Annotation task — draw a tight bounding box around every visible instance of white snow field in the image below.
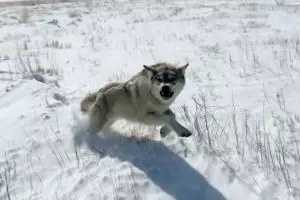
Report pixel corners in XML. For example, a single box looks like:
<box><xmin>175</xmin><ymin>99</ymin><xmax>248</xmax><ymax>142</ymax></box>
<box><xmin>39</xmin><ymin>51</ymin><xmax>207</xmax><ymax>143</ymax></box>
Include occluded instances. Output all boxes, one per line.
<box><xmin>1</xmin><ymin>0</ymin><xmax>300</xmax><ymax>199</ymax></box>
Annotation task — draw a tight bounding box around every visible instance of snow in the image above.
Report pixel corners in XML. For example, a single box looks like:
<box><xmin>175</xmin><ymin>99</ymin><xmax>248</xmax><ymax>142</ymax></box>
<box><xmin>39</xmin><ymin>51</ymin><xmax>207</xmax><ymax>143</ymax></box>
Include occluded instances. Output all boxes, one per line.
<box><xmin>1</xmin><ymin>0</ymin><xmax>300</xmax><ymax>200</ymax></box>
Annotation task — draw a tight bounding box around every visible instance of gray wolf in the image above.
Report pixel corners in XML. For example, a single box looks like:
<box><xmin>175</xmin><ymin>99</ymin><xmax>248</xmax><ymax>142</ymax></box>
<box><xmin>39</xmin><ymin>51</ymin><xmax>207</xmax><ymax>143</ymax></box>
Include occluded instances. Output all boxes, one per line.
<box><xmin>80</xmin><ymin>62</ymin><xmax>192</xmax><ymax>138</ymax></box>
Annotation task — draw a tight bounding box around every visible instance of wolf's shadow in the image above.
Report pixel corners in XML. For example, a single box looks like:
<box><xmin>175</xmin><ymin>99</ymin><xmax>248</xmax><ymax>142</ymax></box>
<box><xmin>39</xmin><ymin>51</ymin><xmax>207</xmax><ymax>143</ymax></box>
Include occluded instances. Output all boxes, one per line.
<box><xmin>73</xmin><ymin>127</ymin><xmax>227</xmax><ymax>200</ymax></box>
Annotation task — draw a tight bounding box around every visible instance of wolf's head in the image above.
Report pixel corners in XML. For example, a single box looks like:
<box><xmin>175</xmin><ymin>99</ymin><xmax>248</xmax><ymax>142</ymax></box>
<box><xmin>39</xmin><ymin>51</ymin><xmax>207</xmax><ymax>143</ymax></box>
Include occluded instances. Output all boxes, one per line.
<box><xmin>143</xmin><ymin>62</ymin><xmax>189</xmax><ymax>104</ymax></box>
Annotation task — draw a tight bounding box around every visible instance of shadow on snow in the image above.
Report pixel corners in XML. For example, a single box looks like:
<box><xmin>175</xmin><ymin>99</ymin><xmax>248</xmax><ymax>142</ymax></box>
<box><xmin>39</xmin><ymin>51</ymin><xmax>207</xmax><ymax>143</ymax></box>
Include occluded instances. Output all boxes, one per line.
<box><xmin>73</xmin><ymin>126</ymin><xmax>227</xmax><ymax>200</ymax></box>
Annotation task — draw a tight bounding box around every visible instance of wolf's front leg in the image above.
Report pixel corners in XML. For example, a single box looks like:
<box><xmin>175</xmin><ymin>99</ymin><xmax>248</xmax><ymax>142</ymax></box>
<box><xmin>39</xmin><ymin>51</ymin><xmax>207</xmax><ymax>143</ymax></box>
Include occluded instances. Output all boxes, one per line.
<box><xmin>168</xmin><ymin>120</ymin><xmax>192</xmax><ymax>137</ymax></box>
<box><xmin>159</xmin><ymin>125</ymin><xmax>172</xmax><ymax>138</ymax></box>
<box><xmin>152</xmin><ymin>109</ymin><xmax>192</xmax><ymax>137</ymax></box>
<box><xmin>161</xmin><ymin>109</ymin><xmax>192</xmax><ymax>137</ymax></box>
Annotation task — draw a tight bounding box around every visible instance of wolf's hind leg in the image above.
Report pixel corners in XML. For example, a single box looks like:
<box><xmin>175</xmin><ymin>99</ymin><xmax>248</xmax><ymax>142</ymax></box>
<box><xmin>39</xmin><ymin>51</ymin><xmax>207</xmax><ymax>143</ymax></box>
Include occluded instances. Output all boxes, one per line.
<box><xmin>88</xmin><ymin>94</ymin><xmax>108</xmax><ymax>134</ymax></box>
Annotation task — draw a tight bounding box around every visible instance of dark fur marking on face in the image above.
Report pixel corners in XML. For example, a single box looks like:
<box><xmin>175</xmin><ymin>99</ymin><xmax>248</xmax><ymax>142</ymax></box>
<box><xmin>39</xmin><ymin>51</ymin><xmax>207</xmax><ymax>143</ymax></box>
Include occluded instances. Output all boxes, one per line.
<box><xmin>144</xmin><ymin>62</ymin><xmax>187</xmax><ymax>84</ymax></box>
<box><xmin>151</xmin><ymin>70</ymin><xmax>182</xmax><ymax>84</ymax></box>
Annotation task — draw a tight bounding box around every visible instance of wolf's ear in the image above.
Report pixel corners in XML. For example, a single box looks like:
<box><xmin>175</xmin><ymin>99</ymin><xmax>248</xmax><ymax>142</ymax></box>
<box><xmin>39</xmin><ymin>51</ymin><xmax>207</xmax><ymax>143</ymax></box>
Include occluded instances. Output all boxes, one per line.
<box><xmin>178</xmin><ymin>63</ymin><xmax>189</xmax><ymax>74</ymax></box>
<box><xmin>143</xmin><ymin>65</ymin><xmax>157</xmax><ymax>75</ymax></box>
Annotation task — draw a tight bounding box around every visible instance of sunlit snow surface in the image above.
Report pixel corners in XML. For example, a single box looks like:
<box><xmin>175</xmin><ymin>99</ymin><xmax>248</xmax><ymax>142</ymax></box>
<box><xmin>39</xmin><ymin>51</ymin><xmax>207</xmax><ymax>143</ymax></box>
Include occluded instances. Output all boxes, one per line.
<box><xmin>1</xmin><ymin>0</ymin><xmax>300</xmax><ymax>199</ymax></box>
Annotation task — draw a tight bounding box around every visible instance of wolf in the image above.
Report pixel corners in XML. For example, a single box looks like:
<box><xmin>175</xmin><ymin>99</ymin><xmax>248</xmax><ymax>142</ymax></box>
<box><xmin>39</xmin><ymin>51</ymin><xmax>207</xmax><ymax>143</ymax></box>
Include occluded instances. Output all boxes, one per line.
<box><xmin>80</xmin><ymin>62</ymin><xmax>192</xmax><ymax>138</ymax></box>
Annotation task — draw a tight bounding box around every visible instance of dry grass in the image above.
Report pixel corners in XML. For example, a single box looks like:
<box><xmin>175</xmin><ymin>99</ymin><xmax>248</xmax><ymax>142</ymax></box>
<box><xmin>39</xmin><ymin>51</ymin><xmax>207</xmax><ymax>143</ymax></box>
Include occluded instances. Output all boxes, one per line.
<box><xmin>45</xmin><ymin>40</ymin><xmax>72</xmax><ymax>49</ymax></box>
<box><xmin>178</xmin><ymin>35</ymin><xmax>300</xmax><ymax>198</ymax></box>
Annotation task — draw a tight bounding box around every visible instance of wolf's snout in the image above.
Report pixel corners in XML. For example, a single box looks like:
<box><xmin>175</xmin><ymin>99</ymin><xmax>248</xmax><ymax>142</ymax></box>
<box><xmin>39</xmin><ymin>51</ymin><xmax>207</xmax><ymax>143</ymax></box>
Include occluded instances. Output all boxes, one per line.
<box><xmin>160</xmin><ymin>85</ymin><xmax>174</xmax><ymax>99</ymax></box>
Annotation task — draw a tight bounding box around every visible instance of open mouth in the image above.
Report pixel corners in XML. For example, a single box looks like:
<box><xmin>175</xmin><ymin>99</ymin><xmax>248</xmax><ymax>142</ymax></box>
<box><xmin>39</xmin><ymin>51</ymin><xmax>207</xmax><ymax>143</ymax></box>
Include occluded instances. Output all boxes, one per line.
<box><xmin>160</xmin><ymin>86</ymin><xmax>174</xmax><ymax>99</ymax></box>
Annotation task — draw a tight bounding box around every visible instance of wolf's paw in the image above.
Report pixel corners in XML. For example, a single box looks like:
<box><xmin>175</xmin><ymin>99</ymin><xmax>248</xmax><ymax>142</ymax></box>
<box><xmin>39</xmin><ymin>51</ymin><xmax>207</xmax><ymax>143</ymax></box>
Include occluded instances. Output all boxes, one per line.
<box><xmin>160</xmin><ymin>125</ymin><xmax>171</xmax><ymax>138</ymax></box>
<box><xmin>179</xmin><ymin>131</ymin><xmax>192</xmax><ymax>137</ymax></box>
<box><xmin>177</xmin><ymin>127</ymin><xmax>192</xmax><ymax>137</ymax></box>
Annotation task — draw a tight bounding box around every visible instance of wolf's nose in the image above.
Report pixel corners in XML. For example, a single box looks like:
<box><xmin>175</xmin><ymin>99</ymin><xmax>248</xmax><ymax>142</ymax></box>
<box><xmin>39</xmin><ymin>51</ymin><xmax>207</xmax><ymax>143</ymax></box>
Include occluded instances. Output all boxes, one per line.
<box><xmin>161</xmin><ymin>86</ymin><xmax>170</xmax><ymax>93</ymax></box>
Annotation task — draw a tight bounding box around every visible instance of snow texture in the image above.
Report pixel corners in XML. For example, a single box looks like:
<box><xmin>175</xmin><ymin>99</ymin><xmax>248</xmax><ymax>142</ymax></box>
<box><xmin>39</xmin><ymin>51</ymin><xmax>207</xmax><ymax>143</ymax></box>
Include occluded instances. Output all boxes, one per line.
<box><xmin>1</xmin><ymin>0</ymin><xmax>300</xmax><ymax>200</ymax></box>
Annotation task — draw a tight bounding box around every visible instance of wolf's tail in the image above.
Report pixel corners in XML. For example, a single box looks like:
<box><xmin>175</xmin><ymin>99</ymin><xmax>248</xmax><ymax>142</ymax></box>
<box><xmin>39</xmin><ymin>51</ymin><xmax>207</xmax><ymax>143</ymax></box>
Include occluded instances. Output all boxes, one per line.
<box><xmin>80</xmin><ymin>93</ymin><xmax>97</xmax><ymax>113</ymax></box>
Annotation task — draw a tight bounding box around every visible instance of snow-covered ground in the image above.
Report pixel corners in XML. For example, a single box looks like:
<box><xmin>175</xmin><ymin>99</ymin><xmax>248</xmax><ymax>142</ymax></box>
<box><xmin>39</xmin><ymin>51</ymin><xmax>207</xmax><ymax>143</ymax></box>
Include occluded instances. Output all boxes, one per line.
<box><xmin>1</xmin><ymin>0</ymin><xmax>300</xmax><ymax>199</ymax></box>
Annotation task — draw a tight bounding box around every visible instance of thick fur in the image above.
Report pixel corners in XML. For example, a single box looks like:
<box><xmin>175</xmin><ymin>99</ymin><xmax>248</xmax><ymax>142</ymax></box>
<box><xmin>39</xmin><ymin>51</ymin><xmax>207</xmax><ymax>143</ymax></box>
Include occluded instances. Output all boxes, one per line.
<box><xmin>80</xmin><ymin>62</ymin><xmax>192</xmax><ymax>138</ymax></box>
<box><xmin>80</xmin><ymin>82</ymin><xmax>120</xmax><ymax>113</ymax></box>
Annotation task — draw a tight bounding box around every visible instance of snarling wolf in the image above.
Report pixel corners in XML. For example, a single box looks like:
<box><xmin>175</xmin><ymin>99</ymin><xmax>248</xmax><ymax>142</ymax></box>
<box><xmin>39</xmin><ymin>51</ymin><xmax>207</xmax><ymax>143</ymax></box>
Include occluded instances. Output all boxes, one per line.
<box><xmin>80</xmin><ymin>62</ymin><xmax>192</xmax><ymax>138</ymax></box>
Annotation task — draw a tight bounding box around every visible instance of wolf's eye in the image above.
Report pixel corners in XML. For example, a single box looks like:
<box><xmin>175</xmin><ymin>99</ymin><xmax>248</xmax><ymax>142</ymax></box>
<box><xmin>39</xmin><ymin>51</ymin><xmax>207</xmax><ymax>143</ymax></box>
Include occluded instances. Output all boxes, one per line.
<box><xmin>168</xmin><ymin>77</ymin><xmax>175</xmax><ymax>82</ymax></box>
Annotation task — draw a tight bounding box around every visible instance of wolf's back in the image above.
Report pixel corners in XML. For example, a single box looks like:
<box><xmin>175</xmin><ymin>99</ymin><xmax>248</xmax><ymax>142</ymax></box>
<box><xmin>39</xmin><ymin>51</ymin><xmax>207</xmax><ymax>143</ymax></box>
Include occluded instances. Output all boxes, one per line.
<box><xmin>80</xmin><ymin>82</ymin><xmax>121</xmax><ymax>113</ymax></box>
